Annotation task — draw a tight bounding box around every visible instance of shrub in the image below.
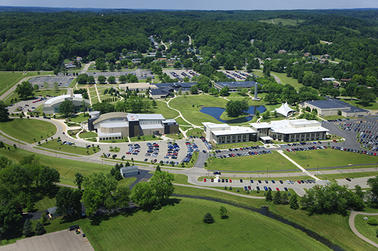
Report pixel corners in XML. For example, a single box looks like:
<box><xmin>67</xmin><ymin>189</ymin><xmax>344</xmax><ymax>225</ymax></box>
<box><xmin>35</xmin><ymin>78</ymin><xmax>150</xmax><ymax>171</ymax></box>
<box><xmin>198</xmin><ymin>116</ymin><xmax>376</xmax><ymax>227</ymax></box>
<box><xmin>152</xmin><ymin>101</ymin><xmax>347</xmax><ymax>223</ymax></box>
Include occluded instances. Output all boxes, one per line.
<box><xmin>219</xmin><ymin>206</ymin><xmax>228</xmax><ymax>219</ymax></box>
<box><xmin>203</xmin><ymin>213</ymin><xmax>214</xmax><ymax>224</ymax></box>
<box><xmin>367</xmin><ymin>218</ymin><xmax>378</xmax><ymax>226</ymax></box>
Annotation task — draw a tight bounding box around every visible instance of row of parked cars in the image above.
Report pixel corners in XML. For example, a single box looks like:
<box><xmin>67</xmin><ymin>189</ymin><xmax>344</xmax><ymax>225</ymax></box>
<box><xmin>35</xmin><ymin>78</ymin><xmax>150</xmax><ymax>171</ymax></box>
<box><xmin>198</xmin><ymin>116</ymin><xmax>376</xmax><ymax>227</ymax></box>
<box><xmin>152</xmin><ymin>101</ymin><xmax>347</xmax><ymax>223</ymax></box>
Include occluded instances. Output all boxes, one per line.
<box><xmin>183</xmin><ymin>142</ymin><xmax>199</xmax><ymax>163</ymax></box>
<box><xmin>204</xmin><ymin>178</ymin><xmax>316</xmax><ymax>185</ymax></box>
<box><xmin>286</xmin><ymin>145</ymin><xmax>327</xmax><ymax>152</ymax></box>
<box><xmin>218</xmin><ymin>150</ymin><xmax>272</xmax><ymax>159</ymax></box>
<box><xmin>338</xmin><ymin>120</ymin><xmax>377</xmax><ymax>152</ymax></box>
<box><xmin>330</xmin><ymin>146</ymin><xmax>377</xmax><ymax>156</ymax></box>
<box><xmin>126</xmin><ymin>143</ymin><xmax>141</xmax><ymax>155</ymax></box>
<box><xmin>165</xmin><ymin>142</ymin><xmax>180</xmax><ymax>159</ymax></box>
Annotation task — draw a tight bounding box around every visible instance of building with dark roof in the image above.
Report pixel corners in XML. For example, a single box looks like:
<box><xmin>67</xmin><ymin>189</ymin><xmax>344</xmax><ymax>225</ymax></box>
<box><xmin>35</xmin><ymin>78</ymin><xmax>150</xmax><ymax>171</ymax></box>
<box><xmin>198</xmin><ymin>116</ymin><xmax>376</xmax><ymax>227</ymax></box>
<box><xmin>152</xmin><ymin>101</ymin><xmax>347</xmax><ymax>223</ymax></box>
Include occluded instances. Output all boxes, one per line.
<box><xmin>214</xmin><ymin>81</ymin><xmax>257</xmax><ymax>92</ymax></box>
<box><xmin>150</xmin><ymin>82</ymin><xmax>197</xmax><ymax>99</ymax></box>
<box><xmin>303</xmin><ymin>99</ymin><xmax>369</xmax><ymax>117</ymax></box>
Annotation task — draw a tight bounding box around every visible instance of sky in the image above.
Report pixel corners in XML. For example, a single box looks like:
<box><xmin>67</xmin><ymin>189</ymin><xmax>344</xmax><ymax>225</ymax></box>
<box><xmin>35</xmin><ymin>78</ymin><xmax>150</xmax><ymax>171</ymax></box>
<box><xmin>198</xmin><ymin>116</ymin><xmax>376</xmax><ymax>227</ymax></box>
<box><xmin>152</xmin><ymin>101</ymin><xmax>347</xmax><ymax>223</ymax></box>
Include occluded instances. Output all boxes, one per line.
<box><xmin>0</xmin><ymin>0</ymin><xmax>377</xmax><ymax>10</ymax></box>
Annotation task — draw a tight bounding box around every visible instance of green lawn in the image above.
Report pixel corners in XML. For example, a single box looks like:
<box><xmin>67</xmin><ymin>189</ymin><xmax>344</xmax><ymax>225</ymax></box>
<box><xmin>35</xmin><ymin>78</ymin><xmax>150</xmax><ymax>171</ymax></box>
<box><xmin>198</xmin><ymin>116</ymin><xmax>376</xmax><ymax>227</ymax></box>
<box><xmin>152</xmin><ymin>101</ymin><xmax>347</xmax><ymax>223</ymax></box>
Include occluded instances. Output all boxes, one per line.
<box><xmin>186</xmin><ymin>128</ymin><xmax>203</xmax><ymax>137</ymax></box>
<box><xmin>174</xmin><ymin>117</ymin><xmax>191</xmax><ymax>126</ymax></box>
<box><xmin>69</xmin><ymin>113</ymin><xmax>90</xmax><ymax>123</ymax></box>
<box><xmin>0</xmin><ymin>71</ymin><xmax>24</xmax><ymax>95</ymax></box>
<box><xmin>79</xmin><ymin>131</ymin><xmax>97</xmax><ymax>138</ymax></box>
<box><xmin>0</xmin><ymin>119</ymin><xmax>56</xmax><ymax>143</ymax></box>
<box><xmin>165</xmin><ymin>133</ymin><xmax>183</xmax><ymax>140</ymax></box>
<box><xmin>34</xmin><ymin>196</ymin><xmax>56</xmax><ymax>211</ymax></box>
<box><xmin>321</xmin><ymin>115</ymin><xmax>346</xmax><ymax>120</ymax></box>
<box><xmin>39</xmin><ymin>139</ymin><xmax>98</xmax><ymax>155</ymax></box>
<box><xmin>151</xmin><ymin>100</ymin><xmax>179</xmax><ymax>119</ymax></box>
<box><xmin>341</xmin><ymin>98</ymin><xmax>378</xmax><ymax>111</ymax></box>
<box><xmin>286</xmin><ymin>149</ymin><xmax>378</xmax><ymax>169</ymax></box>
<box><xmin>34</xmin><ymin>89</ymin><xmax>66</xmax><ymax>97</ymax></box>
<box><xmin>173</xmin><ymin>185</ymin><xmax>377</xmax><ymax>251</ymax></box>
<box><xmin>118</xmin><ymin>177</ymin><xmax>137</xmax><ymax>188</ymax></box>
<box><xmin>355</xmin><ymin>215</ymin><xmax>378</xmax><ymax>244</ymax></box>
<box><xmin>80</xmin><ymin>198</ymin><xmax>329</xmax><ymax>251</ymax></box>
<box><xmin>170</xmin><ymin>95</ymin><xmax>228</xmax><ymax>126</ymax></box>
<box><xmin>316</xmin><ymin>172</ymin><xmax>378</xmax><ymax>181</ymax></box>
<box><xmin>172</xmin><ymin>174</ymin><xmax>190</xmax><ymax>184</ymax></box>
<box><xmin>0</xmin><ymin>147</ymin><xmax>111</xmax><ymax>185</ymax></box>
<box><xmin>130</xmin><ymin>135</ymin><xmax>161</xmax><ymax>142</ymax></box>
<box><xmin>271</xmin><ymin>71</ymin><xmax>303</xmax><ymax>90</ymax></box>
<box><xmin>207</xmin><ymin>151</ymin><xmax>297</xmax><ymax>172</ymax></box>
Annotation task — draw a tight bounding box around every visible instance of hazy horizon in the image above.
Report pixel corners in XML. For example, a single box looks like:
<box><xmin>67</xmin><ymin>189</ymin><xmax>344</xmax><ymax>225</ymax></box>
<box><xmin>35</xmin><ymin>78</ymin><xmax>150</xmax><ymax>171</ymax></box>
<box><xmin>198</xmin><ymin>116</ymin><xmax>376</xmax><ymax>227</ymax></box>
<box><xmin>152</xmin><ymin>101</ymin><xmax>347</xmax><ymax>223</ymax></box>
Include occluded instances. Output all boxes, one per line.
<box><xmin>0</xmin><ymin>0</ymin><xmax>377</xmax><ymax>11</ymax></box>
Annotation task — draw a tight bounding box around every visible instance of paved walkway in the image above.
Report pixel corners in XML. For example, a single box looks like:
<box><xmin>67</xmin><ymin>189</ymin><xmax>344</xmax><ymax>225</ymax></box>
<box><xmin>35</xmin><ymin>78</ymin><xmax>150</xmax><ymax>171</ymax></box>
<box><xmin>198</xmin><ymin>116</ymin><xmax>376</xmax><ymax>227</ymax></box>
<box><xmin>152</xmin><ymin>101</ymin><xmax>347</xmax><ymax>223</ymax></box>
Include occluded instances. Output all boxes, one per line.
<box><xmin>166</xmin><ymin>96</ymin><xmax>201</xmax><ymax>128</ymax></box>
<box><xmin>0</xmin><ymin>230</ymin><xmax>94</xmax><ymax>251</ymax></box>
<box><xmin>173</xmin><ymin>183</ymin><xmax>265</xmax><ymax>199</ymax></box>
<box><xmin>277</xmin><ymin>150</ymin><xmax>320</xmax><ymax>180</ymax></box>
<box><xmin>349</xmin><ymin>211</ymin><xmax>378</xmax><ymax>248</ymax></box>
<box><xmin>94</xmin><ymin>84</ymin><xmax>101</xmax><ymax>103</ymax></box>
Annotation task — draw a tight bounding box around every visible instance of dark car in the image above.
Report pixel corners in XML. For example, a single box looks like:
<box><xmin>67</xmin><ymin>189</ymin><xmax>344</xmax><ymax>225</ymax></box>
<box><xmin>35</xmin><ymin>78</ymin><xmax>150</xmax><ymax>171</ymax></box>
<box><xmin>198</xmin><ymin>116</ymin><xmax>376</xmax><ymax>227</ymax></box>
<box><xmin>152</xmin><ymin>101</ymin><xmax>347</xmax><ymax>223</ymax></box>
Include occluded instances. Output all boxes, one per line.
<box><xmin>346</xmin><ymin>178</ymin><xmax>352</xmax><ymax>182</ymax></box>
<box><xmin>256</xmin><ymin>186</ymin><xmax>260</xmax><ymax>191</ymax></box>
<box><xmin>250</xmin><ymin>179</ymin><xmax>254</xmax><ymax>183</ymax></box>
<box><xmin>258</xmin><ymin>180</ymin><xmax>262</xmax><ymax>183</ymax></box>
<box><xmin>279</xmin><ymin>180</ymin><xmax>283</xmax><ymax>184</ymax></box>
<box><xmin>271</xmin><ymin>180</ymin><xmax>275</xmax><ymax>184</ymax></box>
<box><xmin>240</xmin><ymin>179</ymin><xmax>243</xmax><ymax>183</ymax></box>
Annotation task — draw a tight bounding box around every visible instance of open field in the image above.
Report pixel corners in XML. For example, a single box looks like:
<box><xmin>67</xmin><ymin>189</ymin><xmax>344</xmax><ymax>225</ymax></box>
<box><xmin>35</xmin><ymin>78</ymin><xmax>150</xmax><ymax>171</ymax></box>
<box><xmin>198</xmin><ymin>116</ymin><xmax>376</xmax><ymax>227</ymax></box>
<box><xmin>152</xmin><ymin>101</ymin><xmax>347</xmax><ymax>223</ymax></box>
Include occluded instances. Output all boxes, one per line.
<box><xmin>355</xmin><ymin>215</ymin><xmax>378</xmax><ymax>243</ymax></box>
<box><xmin>0</xmin><ymin>147</ymin><xmax>111</xmax><ymax>185</ymax></box>
<box><xmin>39</xmin><ymin>139</ymin><xmax>98</xmax><ymax>155</ymax></box>
<box><xmin>173</xmin><ymin>185</ymin><xmax>377</xmax><ymax>251</ymax></box>
<box><xmin>286</xmin><ymin>149</ymin><xmax>378</xmax><ymax>169</ymax></box>
<box><xmin>170</xmin><ymin>95</ymin><xmax>227</xmax><ymax>125</ymax></box>
<box><xmin>80</xmin><ymin>197</ymin><xmax>329</xmax><ymax>251</ymax></box>
<box><xmin>69</xmin><ymin>113</ymin><xmax>90</xmax><ymax>123</ymax></box>
<box><xmin>207</xmin><ymin>151</ymin><xmax>296</xmax><ymax>172</ymax></box>
<box><xmin>151</xmin><ymin>100</ymin><xmax>179</xmax><ymax>119</ymax></box>
<box><xmin>79</xmin><ymin>131</ymin><xmax>97</xmax><ymax>139</ymax></box>
<box><xmin>259</xmin><ymin>18</ymin><xmax>304</xmax><ymax>26</ymax></box>
<box><xmin>271</xmin><ymin>71</ymin><xmax>303</xmax><ymax>90</ymax></box>
<box><xmin>0</xmin><ymin>119</ymin><xmax>56</xmax><ymax>143</ymax></box>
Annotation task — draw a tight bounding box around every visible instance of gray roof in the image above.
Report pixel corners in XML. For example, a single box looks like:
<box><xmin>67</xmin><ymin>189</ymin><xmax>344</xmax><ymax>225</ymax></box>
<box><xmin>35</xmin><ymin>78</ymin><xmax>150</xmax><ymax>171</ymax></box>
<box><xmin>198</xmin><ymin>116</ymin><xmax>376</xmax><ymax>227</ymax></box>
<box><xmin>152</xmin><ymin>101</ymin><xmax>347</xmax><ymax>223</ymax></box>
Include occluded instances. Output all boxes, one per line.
<box><xmin>306</xmin><ymin>99</ymin><xmax>368</xmax><ymax>113</ymax></box>
<box><xmin>93</xmin><ymin>112</ymin><xmax>127</xmax><ymax>125</ymax></box>
<box><xmin>215</xmin><ymin>81</ymin><xmax>257</xmax><ymax>89</ymax></box>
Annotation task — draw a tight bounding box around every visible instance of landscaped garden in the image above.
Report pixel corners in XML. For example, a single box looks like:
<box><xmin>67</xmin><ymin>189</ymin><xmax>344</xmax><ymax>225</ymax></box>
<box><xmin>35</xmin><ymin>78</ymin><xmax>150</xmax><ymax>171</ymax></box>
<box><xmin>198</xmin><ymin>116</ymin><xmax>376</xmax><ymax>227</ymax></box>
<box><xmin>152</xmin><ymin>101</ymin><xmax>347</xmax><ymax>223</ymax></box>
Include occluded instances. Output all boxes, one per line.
<box><xmin>355</xmin><ymin>215</ymin><xmax>378</xmax><ymax>243</ymax></box>
<box><xmin>0</xmin><ymin>119</ymin><xmax>56</xmax><ymax>143</ymax></box>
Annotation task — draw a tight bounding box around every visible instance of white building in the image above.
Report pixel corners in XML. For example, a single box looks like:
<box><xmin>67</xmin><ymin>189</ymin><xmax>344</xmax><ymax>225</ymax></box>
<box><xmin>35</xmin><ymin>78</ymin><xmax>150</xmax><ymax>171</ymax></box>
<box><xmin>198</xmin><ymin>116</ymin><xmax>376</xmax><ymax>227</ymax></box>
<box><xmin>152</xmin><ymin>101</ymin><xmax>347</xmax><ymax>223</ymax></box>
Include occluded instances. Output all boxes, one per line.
<box><xmin>275</xmin><ymin>103</ymin><xmax>295</xmax><ymax>117</ymax></box>
<box><xmin>203</xmin><ymin>122</ymin><xmax>257</xmax><ymax>144</ymax></box>
<box><xmin>43</xmin><ymin>94</ymin><xmax>90</xmax><ymax>114</ymax></box>
<box><xmin>250</xmin><ymin>119</ymin><xmax>328</xmax><ymax>142</ymax></box>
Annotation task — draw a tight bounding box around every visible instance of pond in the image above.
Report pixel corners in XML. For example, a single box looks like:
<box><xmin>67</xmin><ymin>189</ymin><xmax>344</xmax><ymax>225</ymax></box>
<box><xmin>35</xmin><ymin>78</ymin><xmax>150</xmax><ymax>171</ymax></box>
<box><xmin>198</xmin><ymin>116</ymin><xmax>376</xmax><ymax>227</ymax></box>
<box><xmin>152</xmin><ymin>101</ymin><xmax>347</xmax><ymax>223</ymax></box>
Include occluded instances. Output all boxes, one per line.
<box><xmin>200</xmin><ymin>106</ymin><xmax>266</xmax><ymax>123</ymax></box>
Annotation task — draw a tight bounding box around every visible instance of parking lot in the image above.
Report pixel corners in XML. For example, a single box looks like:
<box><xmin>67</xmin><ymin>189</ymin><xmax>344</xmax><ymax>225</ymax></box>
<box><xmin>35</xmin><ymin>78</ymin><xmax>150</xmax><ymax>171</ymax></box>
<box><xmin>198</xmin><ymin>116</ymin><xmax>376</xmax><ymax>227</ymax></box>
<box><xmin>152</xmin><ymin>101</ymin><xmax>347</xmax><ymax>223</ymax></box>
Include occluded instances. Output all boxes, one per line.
<box><xmin>29</xmin><ymin>76</ymin><xmax>74</xmax><ymax>88</ymax></box>
<box><xmin>87</xmin><ymin>69</ymin><xmax>154</xmax><ymax>80</ymax></box>
<box><xmin>163</xmin><ymin>69</ymin><xmax>199</xmax><ymax>81</ymax></box>
<box><xmin>218</xmin><ymin>70</ymin><xmax>254</xmax><ymax>81</ymax></box>
<box><xmin>7</xmin><ymin>97</ymin><xmax>47</xmax><ymax>113</ymax></box>
<box><xmin>101</xmin><ymin>139</ymin><xmax>205</xmax><ymax>166</ymax></box>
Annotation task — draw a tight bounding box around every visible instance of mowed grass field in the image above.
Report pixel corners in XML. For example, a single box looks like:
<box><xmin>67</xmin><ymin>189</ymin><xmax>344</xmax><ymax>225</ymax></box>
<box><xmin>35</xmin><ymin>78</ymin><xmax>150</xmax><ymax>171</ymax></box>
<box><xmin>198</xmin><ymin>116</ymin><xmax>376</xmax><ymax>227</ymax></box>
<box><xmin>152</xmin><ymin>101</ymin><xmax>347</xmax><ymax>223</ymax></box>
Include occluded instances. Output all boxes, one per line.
<box><xmin>355</xmin><ymin>215</ymin><xmax>378</xmax><ymax>243</ymax></box>
<box><xmin>271</xmin><ymin>71</ymin><xmax>303</xmax><ymax>90</ymax></box>
<box><xmin>39</xmin><ymin>139</ymin><xmax>97</xmax><ymax>155</ymax></box>
<box><xmin>0</xmin><ymin>147</ymin><xmax>111</xmax><ymax>185</ymax></box>
<box><xmin>286</xmin><ymin>149</ymin><xmax>378</xmax><ymax>169</ymax></box>
<box><xmin>80</xmin><ymin>198</ymin><xmax>329</xmax><ymax>251</ymax></box>
<box><xmin>170</xmin><ymin>95</ymin><xmax>227</xmax><ymax>125</ymax></box>
<box><xmin>173</xmin><ymin>185</ymin><xmax>378</xmax><ymax>251</ymax></box>
<box><xmin>0</xmin><ymin>119</ymin><xmax>57</xmax><ymax>143</ymax></box>
<box><xmin>151</xmin><ymin>100</ymin><xmax>179</xmax><ymax>119</ymax></box>
<box><xmin>208</xmin><ymin>151</ymin><xmax>296</xmax><ymax>172</ymax></box>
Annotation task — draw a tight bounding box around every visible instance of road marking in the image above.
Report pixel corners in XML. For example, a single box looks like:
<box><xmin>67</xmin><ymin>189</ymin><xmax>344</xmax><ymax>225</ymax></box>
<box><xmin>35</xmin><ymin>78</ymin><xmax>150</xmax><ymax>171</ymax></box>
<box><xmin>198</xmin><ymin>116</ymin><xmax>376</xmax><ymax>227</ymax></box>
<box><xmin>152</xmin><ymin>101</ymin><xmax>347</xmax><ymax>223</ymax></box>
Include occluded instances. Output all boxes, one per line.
<box><xmin>277</xmin><ymin>150</ymin><xmax>320</xmax><ymax>180</ymax></box>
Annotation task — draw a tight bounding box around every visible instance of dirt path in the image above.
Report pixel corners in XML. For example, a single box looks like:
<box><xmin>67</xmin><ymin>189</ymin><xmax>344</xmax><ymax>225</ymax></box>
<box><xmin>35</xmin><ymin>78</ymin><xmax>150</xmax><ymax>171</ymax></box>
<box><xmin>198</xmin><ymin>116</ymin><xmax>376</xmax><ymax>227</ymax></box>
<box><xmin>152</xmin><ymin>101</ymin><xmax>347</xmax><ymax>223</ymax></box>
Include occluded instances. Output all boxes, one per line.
<box><xmin>349</xmin><ymin>211</ymin><xmax>378</xmax><ymax>248</ymax></box>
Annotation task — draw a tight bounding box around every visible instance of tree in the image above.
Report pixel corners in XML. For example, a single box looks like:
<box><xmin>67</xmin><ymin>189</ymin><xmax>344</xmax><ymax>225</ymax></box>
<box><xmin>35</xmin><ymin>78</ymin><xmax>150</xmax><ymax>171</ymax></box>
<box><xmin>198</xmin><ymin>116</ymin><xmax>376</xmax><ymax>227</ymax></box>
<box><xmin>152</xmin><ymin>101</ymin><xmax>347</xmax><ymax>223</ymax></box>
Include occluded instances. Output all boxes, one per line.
<box><xmin>266</xmin><ymin>189</ymin><xmax>272</xmax><ymax>201</ymax></box>
<box><xmin>131</xmin><ymin>182</ymin><xmax>156</xmax><ymax>210</ymax></box>
<box><xmin>355</xmin><ymin>185</ymin><xmax>364</xmax><ymax>200</ymax></box>
<box><xmin>34</xmin><ymin>222</ymin><xmax>45</xmax><ymax>235</ymax></box>
<box><xmin>98</xmin><ymin>76</ymin><xmax>106</xmax><ymax>84</ymax></box>
<box><xmin>108</xmin><ymin>76</ymin><xmax>116</xmax><ymax>84</ymax></box>
<box><xmin>219</xmin><ymin>206</ymin><xmax>228</xmax><ymax>219</ymax></box>
<box><xmin>59</xmin><ymin>100</ymin><xmax>75</xmax><ymax>117</ymax></box>
<box><xmin>203</xmin><ymin>213</ymin><xmax>214</xmax><ymax>224</ymax></box>
<box><xmin>23</xmin><ymin>218</ymin><xmax>33</xmax><ymax>237</ymax></box>
<box><xmin>119</xmin><ymin>75</ymin><xmax>127</xmax><ymax>83</ymax></box>
<box><xmin>220</xmin><ymin>87</ymin><xmax>230</xmax><ymax>96</ymax></box>
<box><xmin>16</xmin><ymin>81</ymin><xmax>34</xmax><ymax>100</ymax></box>
<box><xmin>289</xmin><ymin>194</ymin><xmax>299</xmax><ymax>209</ymax></box>
<box><xmin>74</xmin><ymin>173</ymin><xmax>84</xmax><ymax>190</ymax></box>
<box><xmin>273</xmin><ymin>191</ymin><xmax>281</xmax><ymax>204</ymax></box>
<box><xmin>190</xmin><ymin>85</ymin><xmax>199</xmax><ymax>94</ymax></box>
<box><xmin>87</xmin><ymin>76</ymin><xmax>96</xmax><ymax>84</ymax></box>
<box><xmin>77</xmin><ymin>74</ymin><xmax>88</xmax><ymax>84</ymax></box>
<box><xmin>367</xmin><ymin>176</ymin><xmax>378</xmax><ymax>208</ymax></box>
<box><xmin>0</xmin><ymin>101</ymin><xmax>9</xmax><ymax>122</ymax></box>
<box><xmin>56</xmin><ymin>187</ymin><xmax>82</xmax><ymax>220</ymax></box>
<box><xmin>226</xmin><ymin>100</ymin><xmax>248</xmax><ymax>117</ymax></box>
<box><xmin>281</xmin><ymin>193</ymin><xmax>289</xmax><ymax>205</ymax></box>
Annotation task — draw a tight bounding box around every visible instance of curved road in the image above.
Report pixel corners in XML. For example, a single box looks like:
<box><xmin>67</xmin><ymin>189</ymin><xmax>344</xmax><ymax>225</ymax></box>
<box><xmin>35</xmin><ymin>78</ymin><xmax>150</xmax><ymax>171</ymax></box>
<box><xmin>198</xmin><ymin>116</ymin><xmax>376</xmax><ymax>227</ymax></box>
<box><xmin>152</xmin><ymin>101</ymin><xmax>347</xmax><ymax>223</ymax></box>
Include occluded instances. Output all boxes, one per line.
<box><xmin>349</xmin><ymin>211</ymin><xmax>378</xmax><ymax>248</ymax></box>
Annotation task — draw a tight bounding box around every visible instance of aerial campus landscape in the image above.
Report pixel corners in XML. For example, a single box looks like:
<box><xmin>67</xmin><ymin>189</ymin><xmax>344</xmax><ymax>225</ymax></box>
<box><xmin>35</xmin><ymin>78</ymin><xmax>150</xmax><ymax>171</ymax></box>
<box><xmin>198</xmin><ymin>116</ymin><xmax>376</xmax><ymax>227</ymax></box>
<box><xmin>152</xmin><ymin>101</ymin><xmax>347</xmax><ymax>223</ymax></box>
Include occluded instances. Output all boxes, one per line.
<box><xmin>0</xmin><ymin>3</ymin><xmax>377</xmax><ymax>251</ymax></box>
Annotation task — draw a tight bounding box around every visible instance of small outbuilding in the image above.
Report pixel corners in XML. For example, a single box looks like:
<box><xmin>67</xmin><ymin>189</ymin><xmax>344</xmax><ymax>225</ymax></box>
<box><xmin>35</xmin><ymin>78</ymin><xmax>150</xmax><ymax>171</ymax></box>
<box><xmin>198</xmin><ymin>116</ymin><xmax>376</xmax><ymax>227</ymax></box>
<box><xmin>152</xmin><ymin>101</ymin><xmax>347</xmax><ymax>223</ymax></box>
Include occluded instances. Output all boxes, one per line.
<box><xmin>120</xmin><ymin>166</ymin><xmax>139</xmax><ymax>178</ymax></box>
<box><xmin>275</xmin><ymin>103</ymin><xmax>295</xmax><ymax>117</ymax></box>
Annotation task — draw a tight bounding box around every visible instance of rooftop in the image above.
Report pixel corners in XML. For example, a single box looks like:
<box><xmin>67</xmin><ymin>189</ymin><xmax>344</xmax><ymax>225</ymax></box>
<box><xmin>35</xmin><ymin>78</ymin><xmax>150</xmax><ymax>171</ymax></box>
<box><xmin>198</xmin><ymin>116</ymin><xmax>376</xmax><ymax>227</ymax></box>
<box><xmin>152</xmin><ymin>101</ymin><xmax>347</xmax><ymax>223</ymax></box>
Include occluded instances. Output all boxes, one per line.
<box><xmin>203</xmin><ymin>122</ymin><xmax>257</xmax><ymax>136</ymax></box>
<box><xmin>44</xmin><ymin>94</ymin><xmax>86</xmax><ymax>106</ymax></box>
<box><xmin>215</xmin><ymin>81</ymin><xmax>257</xmax><ymax>89</ymax></box>
<box><xmin>251</xmin><ymin>119</ymin><xmax>329</xmax><ymax>134</ymax></box>
<box><xmin>127</xmin><ymin>113</ymin><xmax>165</xmax><ymax>121</ymax></box>
<box><xmin>305</xmin><ymin>99</ymin><xmax>368</xmax><ymax>113</ymax></box>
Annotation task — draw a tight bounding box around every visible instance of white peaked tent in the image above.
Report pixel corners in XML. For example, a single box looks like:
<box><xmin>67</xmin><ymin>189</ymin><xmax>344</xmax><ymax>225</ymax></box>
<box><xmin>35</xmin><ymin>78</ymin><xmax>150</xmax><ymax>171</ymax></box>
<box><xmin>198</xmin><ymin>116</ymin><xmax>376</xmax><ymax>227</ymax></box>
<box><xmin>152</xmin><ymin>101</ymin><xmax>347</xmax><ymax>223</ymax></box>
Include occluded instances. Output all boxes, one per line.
<box><xmin>275</xmin><ymin>103</ymin><xmax>294</xmax><ymax>117</ymax></box>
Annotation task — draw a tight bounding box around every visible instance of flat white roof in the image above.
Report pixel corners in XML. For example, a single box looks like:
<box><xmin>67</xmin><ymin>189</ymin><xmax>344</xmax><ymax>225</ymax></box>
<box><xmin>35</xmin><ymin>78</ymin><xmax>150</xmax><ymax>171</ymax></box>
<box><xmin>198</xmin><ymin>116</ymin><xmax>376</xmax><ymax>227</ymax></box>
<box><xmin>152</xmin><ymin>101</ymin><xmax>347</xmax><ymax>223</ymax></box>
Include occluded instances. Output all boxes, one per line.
<box><xmin>260</xmin><ymin>136</ymin><xmax>273</xmax><ymax>141</ymax></box>
<box><xmin>253</xmin><ymin>119</ymin><xmax>329</xmax><ymax>134</ymax></box>
<box><xmin>250</xmin><ymin>122</ymin><xmax>271</xmax><ymax>129</ymax></box>
<box><xmin>100</xmin><ymin>122</ymin><xmax>129</xmax><ymax>128</ymax></box>
<box><xmin>204</xmin><ymin>122</ymin><xmax>257</xmax><ymax>136</ymax></box>
<box><xmin>127</xmin><ymin>113</ymin><xmax>165</xmax><ymax>121</ymax></box>
<box><xmin>140</xmin><ymin>124</ymin><xmax>164</xmax><ymax>130</ymax></box>
<box><xmin>44</xmin><ymin>94</ymin><xmax>84</xmax><ymax>106</ymax></box>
